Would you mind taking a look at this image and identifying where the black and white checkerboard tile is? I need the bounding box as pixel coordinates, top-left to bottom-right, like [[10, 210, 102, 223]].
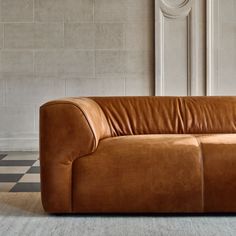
[[0, 152, 40, 192]]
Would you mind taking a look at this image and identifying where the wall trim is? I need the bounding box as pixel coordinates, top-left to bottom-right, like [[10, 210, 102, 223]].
[[0, 138, 39, 151], [206, 0, 213, 95], [155, 0, 199, 96]]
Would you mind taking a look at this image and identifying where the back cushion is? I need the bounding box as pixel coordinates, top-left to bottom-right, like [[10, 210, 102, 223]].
[[91, 96, 236, 136], [184, 97, 236, 133]]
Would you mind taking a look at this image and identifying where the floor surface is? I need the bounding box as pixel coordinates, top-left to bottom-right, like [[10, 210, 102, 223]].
[[0, 152, 40, 192], [0, 193, 236, 236]]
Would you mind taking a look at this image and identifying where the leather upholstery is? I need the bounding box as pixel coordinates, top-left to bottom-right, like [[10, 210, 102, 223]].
[[91, 96, 236, 135], [196, 134, 236, 212], [91, 97, 185, 135], [73, 135, 203, 213], [40, 98, 110, 212], [40, 96, 236, 213]]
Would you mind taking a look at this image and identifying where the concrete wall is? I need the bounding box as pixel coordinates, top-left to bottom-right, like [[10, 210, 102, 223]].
[[0, 0, 154, 151]]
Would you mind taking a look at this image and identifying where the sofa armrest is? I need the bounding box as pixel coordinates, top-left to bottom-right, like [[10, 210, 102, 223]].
[[40, 97, 111, 213]]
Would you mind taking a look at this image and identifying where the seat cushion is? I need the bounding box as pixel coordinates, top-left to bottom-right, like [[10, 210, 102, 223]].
[[195, 134, 236, 212], [72, 135, 203, 213]]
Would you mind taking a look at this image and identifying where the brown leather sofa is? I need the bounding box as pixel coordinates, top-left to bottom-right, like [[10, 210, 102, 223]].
[[40, 96, 236, 213]]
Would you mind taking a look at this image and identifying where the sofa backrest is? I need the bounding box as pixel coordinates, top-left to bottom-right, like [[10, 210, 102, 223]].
[[91, 96, 236, 136]]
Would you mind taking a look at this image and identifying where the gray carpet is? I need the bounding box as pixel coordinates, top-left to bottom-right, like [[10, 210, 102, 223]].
[[0, 193, 235, 236]]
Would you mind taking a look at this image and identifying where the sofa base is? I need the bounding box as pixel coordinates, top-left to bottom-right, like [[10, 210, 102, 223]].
[[71, 135, 203, 213]]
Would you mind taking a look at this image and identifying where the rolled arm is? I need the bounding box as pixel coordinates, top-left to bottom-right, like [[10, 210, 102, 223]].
[[40, 97, 111, 213]]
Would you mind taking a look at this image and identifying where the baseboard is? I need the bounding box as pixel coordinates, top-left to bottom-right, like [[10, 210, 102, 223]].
[[0, 138, 39, 151]]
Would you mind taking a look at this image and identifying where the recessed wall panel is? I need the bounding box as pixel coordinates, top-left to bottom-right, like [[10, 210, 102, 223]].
[[163, 16, 188, 95], [207, 0, 236, 95], [155, 0, 205, 96]]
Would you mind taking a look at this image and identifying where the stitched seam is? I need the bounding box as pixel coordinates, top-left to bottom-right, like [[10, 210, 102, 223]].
[[89, 99, 115, 137], [194, 135, 205, 212], [182, 97, 187, 134], [87, 98, 113, 138], [178, 97, 185, 134]]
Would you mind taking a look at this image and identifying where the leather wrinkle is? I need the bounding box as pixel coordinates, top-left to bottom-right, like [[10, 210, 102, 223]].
[[194, 135, 205, 212], [92, 96, 189, 135]]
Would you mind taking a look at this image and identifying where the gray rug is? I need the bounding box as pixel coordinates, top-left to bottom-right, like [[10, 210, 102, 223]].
[[0, 193, 235, 236]]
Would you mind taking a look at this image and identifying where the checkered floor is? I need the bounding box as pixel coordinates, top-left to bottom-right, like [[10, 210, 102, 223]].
[[0, 152, 40, 192]]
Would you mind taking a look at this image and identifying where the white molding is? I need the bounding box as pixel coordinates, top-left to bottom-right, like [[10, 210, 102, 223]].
[[206, 0, 213, 96], [160, 0, 192, 19], [0, 138, 39, 151], [206, 0, 222, 96], [155, 0, 199, 96], [155, 7, 164, 95], [206, 0, 236, 95], [162, 0, 190, 9], [189, 0, 199, 95]]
